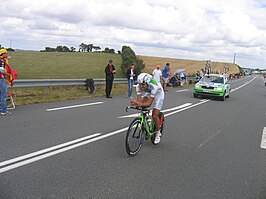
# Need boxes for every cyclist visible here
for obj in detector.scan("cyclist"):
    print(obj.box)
[130,73,165,144]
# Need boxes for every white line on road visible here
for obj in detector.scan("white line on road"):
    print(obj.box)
[0,129,129,174]
[164,100,210,117]
[260,127,266,149]
[230,76,257,93]
[0,133,101,168]
[46,102,104,111]
[176,89,189,92]
[198,131,221,149]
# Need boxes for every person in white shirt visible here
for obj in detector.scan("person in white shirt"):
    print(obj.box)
[152,65,162,83]
[126,63,137,97]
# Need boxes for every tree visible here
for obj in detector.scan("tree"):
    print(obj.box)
[120,46,145,75]
[79,43,87,52]
[93,46,101,51]
[70,47,76,52]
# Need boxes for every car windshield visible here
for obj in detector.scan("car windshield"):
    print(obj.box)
[201,76,224,84]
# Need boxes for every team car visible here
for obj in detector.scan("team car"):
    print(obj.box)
[193,74,230,101]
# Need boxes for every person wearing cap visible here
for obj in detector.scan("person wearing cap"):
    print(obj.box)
[0,48,12,116]
[104,59,116,98]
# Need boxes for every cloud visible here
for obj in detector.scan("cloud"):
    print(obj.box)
[1,0,266,68]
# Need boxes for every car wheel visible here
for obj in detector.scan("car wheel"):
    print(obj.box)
[193,93,198,98]
[221,93,226,101]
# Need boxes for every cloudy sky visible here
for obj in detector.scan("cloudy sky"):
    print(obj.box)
[1,0,266,69]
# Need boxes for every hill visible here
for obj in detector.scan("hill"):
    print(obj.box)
[8,51,240,79]
[138,55,240,76]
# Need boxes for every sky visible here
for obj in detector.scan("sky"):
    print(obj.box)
[1,0,266,69]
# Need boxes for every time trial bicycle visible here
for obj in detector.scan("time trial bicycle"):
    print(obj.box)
[125,106,165,157]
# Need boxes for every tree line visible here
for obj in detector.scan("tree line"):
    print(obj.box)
[40,43,119,54]
[1,43,146,76]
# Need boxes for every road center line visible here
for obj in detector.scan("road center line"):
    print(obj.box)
[0,130,129,174]
[198,131,221,149]
[260,127,266,149]
[164,100,210,117]
[46,102,104,111]
[0,133,101,168]
[176,89,189,92]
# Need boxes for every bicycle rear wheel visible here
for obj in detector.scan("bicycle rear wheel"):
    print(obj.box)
[125,118,144,157]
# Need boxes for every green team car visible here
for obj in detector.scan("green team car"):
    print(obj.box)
[193,74,230,101]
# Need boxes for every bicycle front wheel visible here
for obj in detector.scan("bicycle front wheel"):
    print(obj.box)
[125,118,144,157]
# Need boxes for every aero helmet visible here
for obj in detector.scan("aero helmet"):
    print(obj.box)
[137,73,152,84]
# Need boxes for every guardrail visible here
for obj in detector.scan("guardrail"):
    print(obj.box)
[10,78,128,88]
[10,77,196,88]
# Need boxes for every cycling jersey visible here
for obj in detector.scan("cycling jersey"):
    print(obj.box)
[136,79,165,110]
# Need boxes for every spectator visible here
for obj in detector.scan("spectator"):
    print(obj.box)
[0,48,12,116]
[170,75,181,87]
[162,63,170,92]
[195,71,201,83]
[180,72,187,85]
[152,64,162,83]
[105,59,116,98]
[126,63,137,97]
[200,68,205,78]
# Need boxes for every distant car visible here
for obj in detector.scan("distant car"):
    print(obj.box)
[193,74,230,101]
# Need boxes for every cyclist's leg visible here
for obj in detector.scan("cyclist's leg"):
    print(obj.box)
[152,108,160,132]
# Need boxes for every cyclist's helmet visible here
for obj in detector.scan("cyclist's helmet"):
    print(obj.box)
[137,73,152,84]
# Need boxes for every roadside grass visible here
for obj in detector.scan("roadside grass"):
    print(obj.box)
[9,84,128,105]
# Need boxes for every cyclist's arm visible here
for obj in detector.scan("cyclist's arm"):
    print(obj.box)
[132,93,154,107]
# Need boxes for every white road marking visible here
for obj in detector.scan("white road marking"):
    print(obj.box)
[198,131,221,149]
[230,76,257,93]
[118,103,192,118]
[46,102,104,111]
[164,100,210,117]
[0,133,101,168]
[0,129,129,174]
[176,89,189,92]
[260,127,266,149]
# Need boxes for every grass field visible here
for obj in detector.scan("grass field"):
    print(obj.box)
[138,55,240,76]
[8,51,123,79]
[9,51,240,79]
[6,51,240,105]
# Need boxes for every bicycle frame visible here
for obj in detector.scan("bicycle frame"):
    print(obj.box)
[126,106,155,139]
[139,111,155,139]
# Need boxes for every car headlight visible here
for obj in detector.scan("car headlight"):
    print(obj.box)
[195,84,201,88]
[216,86,223,91]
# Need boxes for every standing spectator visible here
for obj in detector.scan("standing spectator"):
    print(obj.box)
[152,65,162,83]
[200,68,204,78]
[105,59,116,98]
[126,63,136,97]
[162,63,170,92]
[0,48,12,116]
[195,71,201,83]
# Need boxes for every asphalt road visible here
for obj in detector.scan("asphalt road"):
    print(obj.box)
[0,75,265,199]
